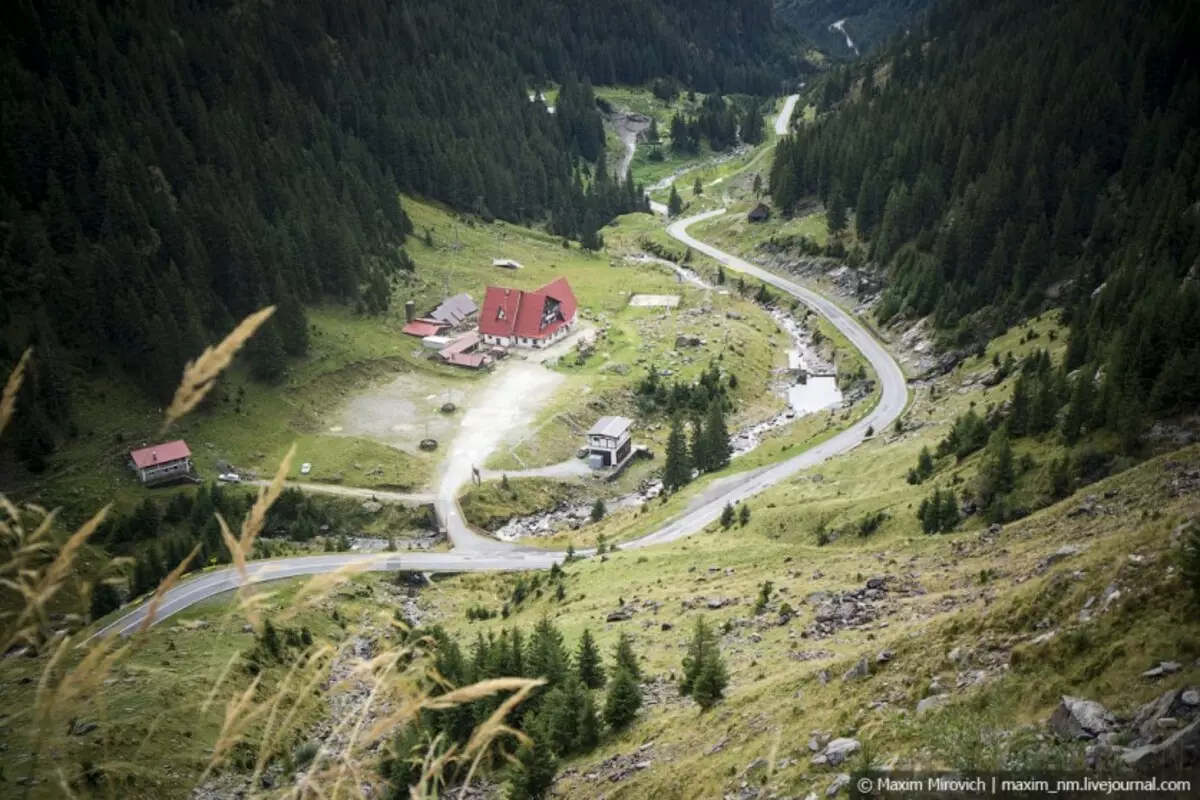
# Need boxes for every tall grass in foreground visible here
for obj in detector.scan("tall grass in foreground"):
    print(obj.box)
[0,312,538,798]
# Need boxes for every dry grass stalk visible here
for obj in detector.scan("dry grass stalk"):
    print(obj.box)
[2,309,540,799]
[250,644,335,789]
[162,306,275,431]
[1,504,107,652]
[0,347,31,437]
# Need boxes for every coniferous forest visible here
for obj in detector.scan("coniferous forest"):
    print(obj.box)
[771,0,1200,433]
[0,0,809,468]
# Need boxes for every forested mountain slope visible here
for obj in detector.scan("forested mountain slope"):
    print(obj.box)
[0,0,807,470]
[771,0,1200,434]
[775,0,930,56]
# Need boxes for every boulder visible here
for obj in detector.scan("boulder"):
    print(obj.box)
[1132,689,1188,742]
[842,656,870,682]
[606,609,632,622]
[1122,717,1200,772]
[826,773,851,797]
[361,500,383,514]
[916,694,949,715]
[1141,661,1183,680]
[822,738,861,767]
[1048,696,1116,740]
[1182,690,1199,707]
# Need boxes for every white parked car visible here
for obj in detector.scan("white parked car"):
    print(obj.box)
[300,463,312,475]
[217,472,241,483]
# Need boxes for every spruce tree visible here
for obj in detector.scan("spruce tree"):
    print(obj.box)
[680,617,716,696]
[663,414,692,492]
[576,628,606,689]
[90,581,122,621]
[603,667,643,731]
[703,398,731,472]
[720,502,736,530]
[692,647,729,711]
[690,417,709,475]
[667,185,683,217]
[590,498,606,522]
[506,717,558,800]
[693,177,703,196]
[1182,521,1200,607]
[917,446,935,480]
[977,426,1015,516]
[738,503,751,527]
[576,689,601,751]
[827,181,847,235]
[613,632,641,681]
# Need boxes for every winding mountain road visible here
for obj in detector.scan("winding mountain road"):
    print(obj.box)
[95,209,907,640]
[775,94,800,136]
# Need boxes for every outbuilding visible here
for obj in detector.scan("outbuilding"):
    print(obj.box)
[586,416,633,469]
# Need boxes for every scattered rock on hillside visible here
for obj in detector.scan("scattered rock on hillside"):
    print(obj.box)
[842,656,870,682]
[1039,544,1085,571]
[607,609,633,622]
[1122,717,1200,772]
[1141,661,1182,680]
[1131,687,1200,745]
[69,720,98,736]
[812,738,861,767]
[584,743,656,783]
[917,695,949,715]
[826,773,852,797]
[1049,696,1117,740]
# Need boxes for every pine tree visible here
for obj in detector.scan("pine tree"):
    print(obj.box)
[753,174,763,198]
[691,646,729,710]
[693,177,703,196]
[738,503,751,527]
[90,581,122,621]
[719,502,735,529]
[1182,521,1200,607]
[827,181,847,236]
[663,413,692,492]
[526,617,569,688]
[506,717,558,800]
[703,397,731,472]
[667,185,683,217]
[680,617,717,696]
[917,446,935,480]
[576,688,601,751]
[690,417,709,475]
[977,426,1015,518]
[603,667,643,731]
[576,628,606,689]
[590,498,606,522]
[613,632,641,681]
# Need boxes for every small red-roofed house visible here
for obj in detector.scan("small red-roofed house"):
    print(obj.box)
[129,440,193,485]
[478,277,578,349]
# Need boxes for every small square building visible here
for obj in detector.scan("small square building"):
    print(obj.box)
[129,440,193,485]
[586,416,632,469]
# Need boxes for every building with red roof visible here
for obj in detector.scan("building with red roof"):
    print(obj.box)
[129,440,193,485]
[478,277,578,349]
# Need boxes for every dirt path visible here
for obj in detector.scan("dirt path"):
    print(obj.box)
[247,480,433,505]
[610,112,652,179]
[436,361,568,551]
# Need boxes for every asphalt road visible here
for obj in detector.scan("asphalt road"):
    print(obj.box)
[775,94,800,136]
[94,209,907,638]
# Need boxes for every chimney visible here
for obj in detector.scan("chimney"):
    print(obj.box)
[152,450,158,463]
[404,300,416,323]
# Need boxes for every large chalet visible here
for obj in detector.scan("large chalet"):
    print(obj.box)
[478,277,577,349]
